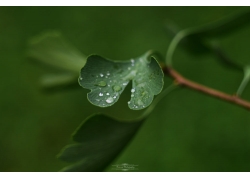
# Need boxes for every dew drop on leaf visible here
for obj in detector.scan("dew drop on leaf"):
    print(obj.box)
[113,85,122,92]
[97,81,107,87]
[137,99,143,106]
[106,97,114,103]
[79,51,164,110]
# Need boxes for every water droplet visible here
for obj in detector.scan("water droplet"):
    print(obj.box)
[131,88,135,93]
[97,81,106,87]
[113,85,122,92]
[79,77,83,80]
[142,91,147,96]
[131,94,134,97]
[106,97,114,103]
[108,84,110,87]
[128,67,131,70]
[107,72,110,76]
[100,73,104,77]
[113,96,116,99]
[128,101,131,104]
[131,59,135,63]
[99,93,103,96]
[137,99,143,106]
[135,106,138,108]
[123,82,127,86]
[106,93,110,95]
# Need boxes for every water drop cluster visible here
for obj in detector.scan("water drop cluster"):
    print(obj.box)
[79,52,163,110]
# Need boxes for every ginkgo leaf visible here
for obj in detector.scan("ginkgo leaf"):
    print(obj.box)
[57,85,178,172]
[79,51,164,110]
[28,31,86,73]
[57,113,144,172]
[27,31,86,89]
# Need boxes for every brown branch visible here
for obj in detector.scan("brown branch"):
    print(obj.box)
[163,66,250,111]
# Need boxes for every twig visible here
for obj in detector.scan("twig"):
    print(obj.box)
[163,66,250,110]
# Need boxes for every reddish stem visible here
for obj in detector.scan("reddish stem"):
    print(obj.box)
[163,66,250,110]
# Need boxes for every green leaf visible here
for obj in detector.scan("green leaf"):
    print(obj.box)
[27,31,86,89]
[57,84,177,172]
[57,113,144,172]
[79,51,164,110]
[40,73,79,90]
[28,31,86,73]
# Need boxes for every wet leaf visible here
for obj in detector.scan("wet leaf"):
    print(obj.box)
[79,51,164,110]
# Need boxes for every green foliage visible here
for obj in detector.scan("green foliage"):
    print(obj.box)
[28,31,86,72]
[57,114,143,172]
[4,7,250,172]
[166,8,250,66]
[27,31,86,89]
[26,8,250,172]
[79,51,164,110]
[57,84,177,171]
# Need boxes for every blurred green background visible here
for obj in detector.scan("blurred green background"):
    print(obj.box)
[1,6,250,171]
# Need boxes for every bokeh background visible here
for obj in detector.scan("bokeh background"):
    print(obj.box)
[1,6,250,171]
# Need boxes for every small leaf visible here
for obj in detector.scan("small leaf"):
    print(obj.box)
[40,73,78,90]
[27,31,86,89]
[57,113,143,172]
[79,51,164,110]
[28,31,86,73]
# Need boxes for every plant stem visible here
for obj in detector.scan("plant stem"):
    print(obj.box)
[165,30,188,66]
[236,66,250,96]
[163,66,250,111]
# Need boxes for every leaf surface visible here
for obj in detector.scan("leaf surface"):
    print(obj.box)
[79,51,164,110]
[57,114,144,172]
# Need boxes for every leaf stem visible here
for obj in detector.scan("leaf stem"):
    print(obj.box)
[163,66,250,111]
[236,66,250,96]
[165,30,188,66]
